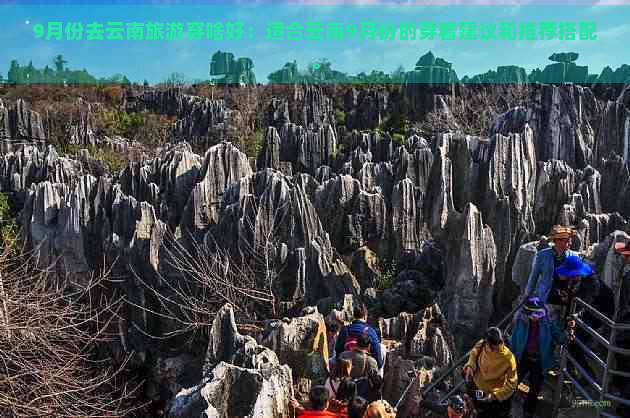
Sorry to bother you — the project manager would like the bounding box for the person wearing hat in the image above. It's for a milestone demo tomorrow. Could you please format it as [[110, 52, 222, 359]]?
[[419, 394, 475, 418], [508, 296, 569, 418], [553, 254, 605, 384], [462, 327, 517, 418], [525, 225, 579, 310]]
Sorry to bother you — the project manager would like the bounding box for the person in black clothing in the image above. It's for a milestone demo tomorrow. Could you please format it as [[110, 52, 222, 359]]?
[[552, 255, 602, 383], [348, 397, 369, 418], [356, 367, 383, 404]]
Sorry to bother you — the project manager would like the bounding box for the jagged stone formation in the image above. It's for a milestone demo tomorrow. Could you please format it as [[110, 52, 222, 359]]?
[[344, 87, 389, 130], [168, 304, 292, 418], [267, 61, 300, 84], [3, 80, 630, 416], [464, 66, 528, 84], [210, 50, 256, 84], [379, 304, 455, 406], [128, 87, 229, 145], [0, 98, 46, 141], [407, 51, 458, 85]]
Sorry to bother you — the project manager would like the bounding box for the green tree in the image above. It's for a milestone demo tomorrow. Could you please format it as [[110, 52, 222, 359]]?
[[53, 54, 67, 73], [43, 65, 54, 82], [8, 60, 23, 83]]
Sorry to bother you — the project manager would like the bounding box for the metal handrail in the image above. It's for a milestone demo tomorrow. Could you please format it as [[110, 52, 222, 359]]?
[[399, 297, 527, 410], [552, 296, 630, 418]]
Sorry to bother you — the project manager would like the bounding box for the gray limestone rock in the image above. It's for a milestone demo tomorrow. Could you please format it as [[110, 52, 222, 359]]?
[[441, 203, 497, 354], [261, 307, 328, 383], [598, 156, 630, 218], [527, 84, 598, 169], [534, 160, 579, 235], [277, 122, 337, 175], [68, 98, 97, 146], [313, 174, 386, 253], [595, 87, 630, 166], [256, 126, 281, 170], [168, 304, 292, 418], [482, 126, 537, 311], [0, 98, 46, 141]]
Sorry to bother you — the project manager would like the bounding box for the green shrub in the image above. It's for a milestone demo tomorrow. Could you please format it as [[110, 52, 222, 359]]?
[[92, 148, 128, 173], [335, 109, 346, 126], [375, 260, 397, 290], [392, 133, 405, 144], [244, 128, 265, 158], [96, 110, 145, 138], [57, 144, 128, 173], [379, 112, 411, 138]]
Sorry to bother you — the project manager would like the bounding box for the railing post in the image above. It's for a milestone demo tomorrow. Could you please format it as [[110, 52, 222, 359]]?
[[601, 326, 617, 413], [552, 344, 569, 417], [552, 297, 578, 417]]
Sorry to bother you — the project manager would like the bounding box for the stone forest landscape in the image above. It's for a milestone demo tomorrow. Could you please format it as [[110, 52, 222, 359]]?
[[1, 49, 630, 418]]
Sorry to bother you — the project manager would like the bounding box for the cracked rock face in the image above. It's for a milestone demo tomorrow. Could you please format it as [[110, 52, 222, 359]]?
[[527, 84, 598, 169], [216, 168, 360, 306], [168, 304, 293, 418], [261, 307, 329, 384], [3, 83, 630, 414], [442, 203, 497, 354], [381, 304, 455, 408], [0, 98, 46, 142]]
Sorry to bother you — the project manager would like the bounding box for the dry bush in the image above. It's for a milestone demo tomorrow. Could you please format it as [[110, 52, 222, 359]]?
[[131, 199, 290, 337], [0, 247, 142, 417], [101, 86, 124, 106], [419, 84, 530, 137]]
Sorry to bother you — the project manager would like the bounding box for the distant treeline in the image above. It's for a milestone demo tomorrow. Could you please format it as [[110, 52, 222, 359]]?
[[2, 55, 131, 84], [4, 50, 630, 85]]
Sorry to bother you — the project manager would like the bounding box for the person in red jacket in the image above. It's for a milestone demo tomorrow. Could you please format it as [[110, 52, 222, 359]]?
[[290, 385, 339, 418]]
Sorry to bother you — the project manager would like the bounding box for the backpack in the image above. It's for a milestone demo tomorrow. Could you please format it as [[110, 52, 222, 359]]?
[[353, 352, 370, 394], [344, 325, 370, 352]]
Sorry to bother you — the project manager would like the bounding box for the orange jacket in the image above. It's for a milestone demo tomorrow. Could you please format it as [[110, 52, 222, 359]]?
[[298, 410, 340, 418]]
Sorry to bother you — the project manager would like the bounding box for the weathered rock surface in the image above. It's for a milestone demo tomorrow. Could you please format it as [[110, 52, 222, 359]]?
[[261, 307, 328, 384], [596, 85, 630, 165], [0, 98, 46, 141], [168, 304, 292, 418], [216, 168, 360, 306], [68, 98, 97, 146], [313, 174, 387, 254], [380, 304, 455, 407], [345, 87, 389, 130], [129, 87, 228, 144], [274, 123, 337, 175], [441, 203, 497, 353], [482, 126, 537, 311], [527, 84, 598, 169], [3, 81, 630, 416]]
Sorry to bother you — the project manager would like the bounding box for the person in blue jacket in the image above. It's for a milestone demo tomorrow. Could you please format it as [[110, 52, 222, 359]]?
[[335, 302, 384, 370], [509, 296, 570, 418], [525, 225, 579, 309]]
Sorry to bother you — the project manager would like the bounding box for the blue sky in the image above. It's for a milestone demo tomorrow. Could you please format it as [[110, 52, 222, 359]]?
[[0, 3, 629, 82]]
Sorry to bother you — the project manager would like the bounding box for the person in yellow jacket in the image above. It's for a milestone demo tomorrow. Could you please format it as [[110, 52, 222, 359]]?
[[462, 327, 517, 418]]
